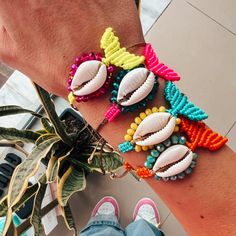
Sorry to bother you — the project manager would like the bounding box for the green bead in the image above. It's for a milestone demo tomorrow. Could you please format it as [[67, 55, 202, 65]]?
[[147, 94, 154, 100], [156, 144, 165, 152], [155, 175, 161, 181], [111, 90, 118, 96], [193, 153, 198, 160], [110, 97, 117, 103], [113, 83, 119, 89], [178, 173, 185, 179], [163, 139, 171, 147], [171, 135, 179, 144], [185, 167, 192, 175], [179, 136, 186, 145], [147, 155, 156, 163], [151, 150, 160, 158], [170, 176, 177, 181], [116, 76, 122, 81], [144, 161, 152, 169], [190, 161, 196, 168], [162, 177, 169, 181]]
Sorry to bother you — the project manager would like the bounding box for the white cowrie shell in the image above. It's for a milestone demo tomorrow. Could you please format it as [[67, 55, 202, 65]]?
[[71, 60, 107, 96], [133, 112, 176, 146], [153, 145, 193, 178], [117, 68, 155, 106]]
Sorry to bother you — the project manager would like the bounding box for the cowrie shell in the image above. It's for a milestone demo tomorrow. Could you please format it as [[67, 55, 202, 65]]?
[[117, 68, 155, 106], [153, 145, 193, 178], [71, 60, 107, 96], [133, 112, 176, 146]]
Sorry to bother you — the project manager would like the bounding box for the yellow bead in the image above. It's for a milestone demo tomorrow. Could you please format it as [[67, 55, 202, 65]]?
[[127, 129, 134, 136], [145, 109, 152, 116], [142, 146, 149, 151], [135, 117, 142, 124], [174, 126, 179, 132], [175, 118, 181, 125], [152, 107, 159, 113], [68, 92, 75, 105], [124, 134, 132, 141], [149, 145, 154, 149], [130, 123, 138, 130], [159, 106, 166, 112], [135, 145, 142, 152], [140, 112, 146, 120]]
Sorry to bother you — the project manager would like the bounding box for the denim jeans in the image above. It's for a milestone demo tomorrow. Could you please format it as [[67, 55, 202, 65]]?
[[80, 215, 165, 236]]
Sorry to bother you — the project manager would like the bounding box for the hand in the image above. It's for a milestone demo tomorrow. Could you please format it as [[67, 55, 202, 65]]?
[[0, 0, 144, 97]]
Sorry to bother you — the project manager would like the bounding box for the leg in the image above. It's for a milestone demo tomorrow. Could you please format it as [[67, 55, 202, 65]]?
[[125, 198, 165, 236], [80, 196, 125, 236]]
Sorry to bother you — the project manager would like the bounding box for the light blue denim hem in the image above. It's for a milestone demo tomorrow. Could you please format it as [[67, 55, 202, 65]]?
[[80, 214, 123, 232]]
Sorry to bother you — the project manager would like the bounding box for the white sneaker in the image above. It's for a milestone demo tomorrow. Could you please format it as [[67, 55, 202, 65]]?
[[91, 196, 120, 219], [133, 198, 161, 227]]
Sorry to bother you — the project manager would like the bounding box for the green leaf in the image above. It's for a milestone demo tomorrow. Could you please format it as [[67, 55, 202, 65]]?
[[57, 166, 86, 207], [0, 105, 42, 118], [7, 137, 60, 207], [0, 183, 39, 217], [0, 127, 40, 143], [40, 117, 55, 133], [46, 149, 72, 183], [61, 204, 77, 234], [89, 151, 124, 173], [33, 83, 73, 146], [30, 175, 47, 236]]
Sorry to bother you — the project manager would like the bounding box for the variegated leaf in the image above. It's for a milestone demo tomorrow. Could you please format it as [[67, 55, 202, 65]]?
[[34, 84, 73, 146], [0, 105, 42, 118], [61, 204, 77, 235], [57, 167, 86, 207], [30, 175, 47, 236], [40, 117, 55, 134], [8, 137, 60, 207], [0, 127, 40, 143]]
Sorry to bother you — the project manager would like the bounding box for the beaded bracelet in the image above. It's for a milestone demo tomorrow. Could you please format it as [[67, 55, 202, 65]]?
[[67, 27, 145, 105], [118, 81, 208, 154]]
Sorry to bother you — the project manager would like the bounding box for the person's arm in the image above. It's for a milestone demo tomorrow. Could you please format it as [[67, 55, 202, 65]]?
[[0, 1, 235, 235]]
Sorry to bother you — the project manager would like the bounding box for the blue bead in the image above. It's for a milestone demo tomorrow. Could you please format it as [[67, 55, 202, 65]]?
[[156, 144, 165, 152], [144, 161, 152, 169], [147, 155, 156, 163], [178, 173, 185, 179], [163, 139, 171, 147], [185, 167, 192, 175], [171, 135, 179, 144], [151, 150, 160, 158], [179, 136, 186, 145], [155, 175, 161, 181]]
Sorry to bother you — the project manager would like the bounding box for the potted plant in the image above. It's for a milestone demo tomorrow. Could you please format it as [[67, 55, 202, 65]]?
[[0, 83, 124, 236]]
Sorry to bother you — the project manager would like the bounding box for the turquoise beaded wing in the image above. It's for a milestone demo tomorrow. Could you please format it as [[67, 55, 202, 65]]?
[[164, 81, 208, 121]]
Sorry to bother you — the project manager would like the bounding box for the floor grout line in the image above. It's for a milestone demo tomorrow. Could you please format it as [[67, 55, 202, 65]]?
[[160, 211, 172, 227], [225, 121, 236, 137], [186, 1, 236, 37]]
